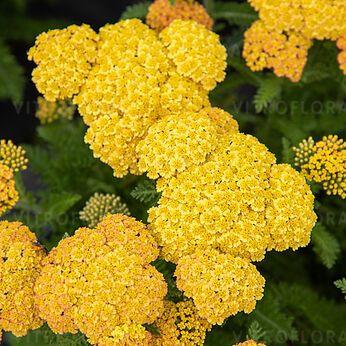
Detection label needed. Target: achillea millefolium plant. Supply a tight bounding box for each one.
[1,0,346,345]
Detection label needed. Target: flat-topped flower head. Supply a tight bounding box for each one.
[0,163,19,216]
[0,139,28,172]
[147,0,213,32]
[28,24,98,101]
[175,249,265,325]
[160,20,227,90]
[0,221,45,337]
[34,214,167,344]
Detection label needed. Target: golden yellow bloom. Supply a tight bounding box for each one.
[0,139,28,172]
[175,249,265,325]
[28,24,98,101]
[154,300,212,346]
[337,37,346,75]
[266,164,317,251]
[0,221,45,337]
[74,19,211,177]
[243,20,311,82]
[35,96,75,124]
[34,214,167,344]
[233,341,266,346]
[245,1,346,81]
[137,111,219,179]
[0,163,19,216]
[299,135,346,199]
[79,193,130,228]
[293,136,315,167]
[160,20,227,90]
[149,133,276,263]
[147,0,213,32]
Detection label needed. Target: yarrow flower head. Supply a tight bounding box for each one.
[146,0,213,32]
[34,214,167,345]
[28,24,98,101]
[0,163,19,216]
[0,139,28,172]
[79,192,130,228]
[0,221,45,337]
[160,20,227,90]
[295,135,346,199]
[35,96,75,124]
[175,249,265,325]
[243,20,311,82]
[244,0,346,80]
[153,300,212,345]
[149,132,316,263]
[29,19,226,177]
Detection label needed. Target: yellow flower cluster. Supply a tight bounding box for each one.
[153,300,211,345]
[146,0,213,32]
[295,135,346,199]
[175,249,265,325]
[148,131,315,323]
[70,19,223,177]
[0,221,45,337]
[160,20,227,90]
[0,163,19,216]
[244,0,346,81]
[35,96,75,124]
[34,214,167,345]
[243,20,311,82]
[0,139,28,172]
[234,341,266,346]
[79,192,130,228]
[337,37,346,75]
[150,133,309,263]
[28,24,98,101]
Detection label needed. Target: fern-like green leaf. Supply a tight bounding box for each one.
[121,2,150,20]
[131,179,161,206]
[212,2,258,26]
[0,40,24,102]
[311,223,341,269]
[254,77,283,113]
[334,279,346,299]
[247,320,266,342]
[275,282,346,336]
